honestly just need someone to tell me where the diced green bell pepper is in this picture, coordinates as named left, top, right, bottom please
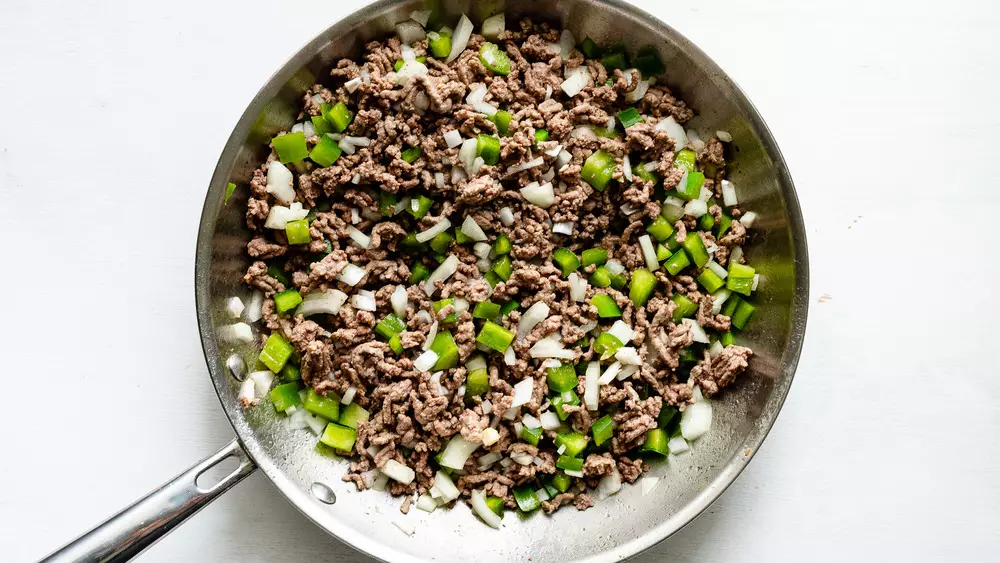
left=697, top=268, right=726, bottom=294
left=590, top=294, right=621, bottom=318
left=673, top=149, right=696, bottom=171
left=401, top=146, right=422, bottom=163
left=581, top=150, right=616, bottom=191
left=320, top=422, right=357, bottom=452
left=642, top=428, right=669, bottom=456
left=491, top=254, right=513, bottom=281
left=284, top=219, right=311, bottom=245
left=646, top=216, right=675, bottom=242
left=671, top=293, right=699, bottom=323
left=466, top=368, right=490, bottom=396
left=590, top=266, right=612, bottom=288
left=433, top=298, right=457, bottom=324
left=593, top=332, right=623, bottom=360
left=476, top=321, right=515, bottom=353
left=618, top=107, right=644, bottom=128
left=310, top=114, right=334, bottom=135
left=732, top=300, right=756, bottom=330
left=280, top=363, right=300, bottom=382
left=409, top=262, right=430, bottom=284
left=407, top=194, right=434, bottom=219
left=664, top=249, right=690, bottom=275
left=493, top=234, right=512, bottom=255
left=628, top=268, right=658, bottom=307
left=479, top=42, right=511, bottom=75
left=388, top=333, right=404, bottom=354
left=722, top=294, right=742, bottom=318
left=323, top=101, right=353, bottom=133
left=491, top=109, right=512, bottom=136
left=512, top=485, right=540, bottom=512
left=429, top=231, right=454, bottom=254
left=657, top=406, right=679, bottom=430
left=476, top=134, right=501, bottom=165
left=720, top=331, right=735, bottom=346
left=552, top=247, right=580, bottom=277
left=601, top=52, right=629, bottom=71
left=272, top=132, right=308, bottom=164
left=727, top=262, right=756, bottom=296
left=427, top=31, right=452, bottom=58
left=591, top=415, right=614, bottom=447
left=429, top=331, right=459, bottom=370
left=260, top=332, right=294, bottom=373
left=581, top=248, right=608, bottom=267
left=547, top=363, right=578, bottom=393
left=309, top=135, right=342, bottom=167
left=552, top=472, right=573, bottom=493
left=269, top=382, right=301, bottom=412
left=633, top=48, right=665, bottom=77
left=677, top=170, right=705, bottom=201
left=579, top=37, right=603, bottom=59
left=303, top=388, right=341, bottom=420
left=551, top=389, right=580, bottom=421
left=339, top=403, right=370, bottom=429
left=682, top=232, right=710, bottom=268
left=633, top=162, right=659, bottom=184
left=224, top=182, right=237, bottom=204
left=534, top=129, right=549, bottom=143
left=379, top=191, right=398, bottom=217
left=656, top=244, right=671, bottom=262
left=500, top=300, right=519, bottom=317
left=556, top=432, right=589, bottom=457
left=375, top=314, right=406, bottom=340
left=521, top=425, right=542, bottom=446
left=472, top=301, right=502, bottom=319
left=555, top=455, right=583, bottom=472
left=273, top=289, right=303, bottom=315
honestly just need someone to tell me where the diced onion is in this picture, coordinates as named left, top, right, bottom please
left=707, top=261, right=728, bottom=280
left=615, top=346, right=642, bottom=365
left=520, top=181, right=555, bottom=208
left=415, top=217, right=452, bottom=243
left=717, top=130, right=733, bottom=142
left=263, top=204, right=309, bottom=229
left=248, top=370, right=274, bottom=396
left=225, top=296, right=245, bottom=319
left=584, top=361, right=600, bottom=411
left=559, top=29, right=576, bottom=59
left=556, top=149, right=573, bottom=169
left=597, top=466, right=622, bottom=497
left=568, top=272, right=588, bottom=302
left=654, top=116, right=689, bottom=151
left=535, top=487, right=550, bottom=502
left=570, top=125, right=597, bottom=140
left=687, top=130, right=706, bottom=152
left=478, top=451, right=501, bottom=469
left=245, top=291, right=263, bottom=322
left=461, top=216, right=489, bottom=242
left=433, top=172, right=445, bottom=189
left=305, top=412, right=327, bottom=435
left=517, top=302, right=550, bottom=341
left=711, top=289, right=731, bottom=315
left=529, top=335, right=575, bottom=359
left=667, top=435, right=690, bottom=455
left=545, top=84, right=553, bottom=100
left=617, top=364, right=638, bottom=381
left=291, top=123, right=304, bottom=134
left=349, top=208, right=360, bottom=224
left=347, top=226, right=371, bottom=249
left=699, top=186, right=713, bottom=202
left=338, top=137, right=356, bottom=155
left=337, top=264, right=366, bottom=286
left=341, top=77, right=362, bottom=94
left=522, top=414, right=541, bottom=429
left=302, top=121, right=316, bottom=138
left=471, top=490, right=502, bottom=528
left=414, top=350, right=439, bottom=372
left=423, top=321, right=439, bottom=351
left=510, top=378, right=534, bottom=408
left=740, top=211, right=758, bottom=228
left=473, top=242, right=492, bottom=259
left=360, top=68, right=371, bottom=85
left=730, top=246, right=744, bottom=265
left=394, top=59, right=429, bottom=85
left=498, top=207, right=514, bottom=226
left=605, top=260, right=625, bottom=275
left=409, top=9, right=431, bottom=26
left=638, top=234, right=659, bottom=271
left=415, top=495, right=437, bottom=513
left=372, top=471, right=389, bottom=491
left=608, top=320, right=634, bottom=344
left=459, top=138, right=478, bottom=171
left=553, top=221, right=574, bottom=235
left=466, top=83, right=488, bottom=105
left=622, top=154, right=633, bottom=181
left=432, top=470, right=460, bottom=504
left=721, top=180, right=738, bottom=206
left=473, top=101, right=498, bottom=116
left=341, top=386, right=357, bottom=405
left=443, top=129, right=463, bottom=148
left=508, top=157, right=544, bottom=174
left=752, top=273, right=760, bottom=291
left=440, top=435, right=480, bottom=469
left=480, top=427, right=500, bottom=447
left=477, top=257, right=492, bottom=273
left=511, top=452, right=534, bottom=465
left=218, top=322, right=253, bottom=344
left=709, top=340, right=725, bottom=359
left=680, top=400, right=712, bottom=440
left=684, top=199, right=708, bottom=218
left=561, top=66, right=590, bottom=97
left=422, top=254, right=459, bottom=296
left=288, top=408, right=310, bottom=430
left=683, top=318, right=710, bottom=344
left=481, top=399, right=493, bottom=415
left=481, top=13, right=505, bottom=39
left=396, top=21, right=426, bottom=44
left=345, top=136, right=371, bottom=147
left=429, top=371, right=447, bottom=395
left=625, top=79, right=650, bottom=103
left=297, top=289, right=348, bottom=317
left=351, top=289, right=377, bottom=312
left=640, top=476, right=660, bottom=496
left=383, top=460, right=416, bottom=484
left=504, top=346, right=516, bottom=366
left=599, top=361, right=622, bottom=385
left=451, top=166, right=467, bottom=184
left=447, top=14, right=474, bottom=62
left=470, top=157, right=486, bottom=175
left=237, top=379, right=256, bottom=405
left=390, top=285, right=409, bottom=317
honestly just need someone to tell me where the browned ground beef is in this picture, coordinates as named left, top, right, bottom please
left=240, top=17, right=754, bottom=517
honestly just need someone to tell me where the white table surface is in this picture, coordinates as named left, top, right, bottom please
left=2, top=0, right=998, bottom=561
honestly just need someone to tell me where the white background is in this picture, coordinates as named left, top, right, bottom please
left=1, top=0, right=998, bottom=561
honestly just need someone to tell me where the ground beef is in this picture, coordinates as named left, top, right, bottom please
left=236, top=17, right=756, bottom=520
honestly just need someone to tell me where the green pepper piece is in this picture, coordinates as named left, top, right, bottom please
left=512, top=486, right=540, bottom=512
left=409, top=262, right=430, bottom=284
left=682, top=233, right=710, bottom=268
left=401, top=233, right=424, bottom=249
left=646, top=216, right=675, bottom=242
left=433, top=298, right=457, bottom=324
left=555, top=432, right=589, bottom=457
left=664, top=249, right=690, bottom=275
left=476, top=321, right=515, bottom=353
left=272, top=132, right=308, bottom=164
left=388, top=333, right=404, bottom=354
left=601, top=52, right=629, bottom=71
left=309, top=134, right=342, bottom=167
left=628, top=269, right=658, bottom=307
left=407, top=194, right=434, bottom=219
left=472, top=301, right=502, bottom=319
left=493, top=233, right=512, bottom=255
left=552, top=247, right=580, bottom=277
left=697, top=268, right=726, bottom=294
left=716, top=213, right=733, bottom=238
left=280, top=363, right=300, bottom=382
left=581, top=150, right=616, bottom=191
left=677, top=170, right=706, bottom=201
left=521, top=425, right=542, bottom=446
left=375, top=314, right=406, bottom=340
left=378, top=191, right=398, bottom=217
left=491, top=254, right=513, bottom=281
left=642, top=428, right=669, bottom=456
left=500, top=300, right=519, bottom=317
left=552, top=472, right=573, bottom=493
left=476, top=134, right=501, bottom=165
left=591, top=415, right=614, bottom=447
left=479, top=42, right=511, bottom=75
left=633, top=162, right=659, bottom=184
left=273, top=289, right=303, bottom=315
left=546, top=363, right=578, bottom=393
left=303, top=388, right=341, bottom=420
left=486, top=496, right=505, bottom=516
left=608, top=271, right=627, bottom=290
left=720, top=331, right=735, bottom=346
left=269, top=382, right=302, bottom=412
left=308, top=114, right=333, bottom=136
left=339, top=402, right=370, bottom=429
left=284, top=219, right=311, bottom=246
left=429, top=231, right=454, bottom=254
left=593, top=332, right=623, bottom=360
left=401, top=146, right=422, bottom=164
left=534, top=129, right=549, bottom=143
left=671, top=293, right=699, bottom=323
left=260, top=333, right=294, bottom=373
left=590, top=294, right=621, bottom=318
left=657, top=406, right=679, bottom=430
left=393, top=56, right=428, bottom=71
left=555, top=455, right=583, bottom=473
left=320, top=422, right=357, bottom=452
left=466, top=368, right=490, bottom=396
left=579, top=37, right=603, bottom=59
left=727, top=262, right=756, bottom=296
left=484, top=271, right=501, bottom=288
left=699, top=212, right=716, bottom=231
left=633, top=50, right=665, bottom=77
left=673, top=149, right=696, bottom=172
left=594, top=126, right=618, bottom=139
left=580, top=248, right=608, bottom=267
left=551, top=389, right=580, bottom=421
left=590, top=266, right=612, bottom=288
left=491, top=109, right=512, bottom=136
left=732, top=300, right=756, bottom=330
left=430, top=331, right=460, bottom=370
left=427, top=31, right=452, bottom=58
left=618, top=107, right=644, bottom=128
left=656, top=244, right=671, bottom=262
left=224, top=182, right=237, bottom=204
left=266, top=262, right=290, bottom=286
left=722, top=294, right=742, bottom=318
left=322, top=101, right=353, bottom=133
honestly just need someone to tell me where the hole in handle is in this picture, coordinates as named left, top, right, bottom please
left=195, top=454, right=242, bottom=492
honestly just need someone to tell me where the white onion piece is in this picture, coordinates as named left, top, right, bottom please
left=287, top=408, right=310, bottom=430
left=568, top=272, right=588, bottom=302
left=752, top=273, right=760, bottom=291
left=218, top=322, right=253, bottom=344
left=579, top=320, right=598, bottom=334
left=343, top=76, right=363, bottom=94
left=517, top=302, right=550, bottom=341
left=617, top=364, right=638, bottom=381
left=684, top=199, right=708, bottom=218
left=440, top=435, right=480, bottom=470
left=707, top=261, right=728, bottom=280
left=457, top=384, right=466, bottom=397
left=498, top=207, right=515, bottom=226
left=561, top=66, right=590, bottom=97
left=414, top=350, right=439, bottom=372
left=432, top=172, right=445, bottom=189
left=473, top=242, right=492, bottom=259
left=481, top=399, right=493, bottom=415
left=721, top=180, right=738, bottom=206
left=520, top=181, right=554, bottom=208
left=699, top=186, right=713, bottom=202
left=337, top=264, right=366, bottom=286
left=245, top=290, right=263, bottom=322
left=341, top=386, right=357, bottom=405
left=451, top=166, right=467, bottom=183
left=511, top=452, right=534, bottom=465
left=263, top=204, right=309, bottom=229
left=599, top=361, right=622, bottom=385
left=545, top=84, right=553, bottom=100
left=473, top=101, right=498, bottom=116
left=625, top=79, right=650, bottom=103
left=351, top=289, right=376, bottom=312
left=459, top=138, right=478, bottom=171
left=638, top=234, right=659, bottom=271
left=730, top=245, right=744, bottom=266
left=303, top=121, right=317, bottom=138
left=400, top=44, right=416, bottom=63
left=338, top=137, right=356, bottom=155
left=447, top=14, right=474, bottom=62
left=416, top=494, right=437, bottom=513
left=394, top=60, right=429, bottom=85
left=305, top=412, right=327, bottom=435
left=478, top=451, right=501, bottom=469
left=535, top=487, right=551, bottom=502
left=471, top=490, right=502, bottom=528
left=717, top=130, right=733, bottom=142
left=740, top=211, right=758, bottom=228
left=390, top=285, right=409, bottom=317
left=225, top=296, right=245, bottom=319
left=422, top=254, right=459, bottom=296
left=346, top=208, right=359, bottom=225
left=555, top=149, right=573, bottom=169
left=557, top=445, right=566, bottom=455
left=711, top=289, right=731, bottom=315
left=683, top=318, right=710, bottom=344
left=687, top=129, right=706, bottom=152
left=558, top=29, right=576, bottom=59
left=382, top=459, right=416, bottom=484
left=415, top=217, right=452, bottom=243
left=584, top=361, right=600, bottom=411
left=565, top=469, right=584, bottom=478
left=433, top=470, right=460, bottom=504
left=454, top=298, right=469, bottom=315
left=605, top=260, right=625, bottom=275
left=466, top=83, right=488, bottom=105
left=622, top=154, right=633, bottom=181
left=503, top=345, right=516, bottom=366
left=346, top=226, right=371, bottom=249
left=372, top=471, right=389, bottom=491
left=680, top=400, right=712, bottom=440
left=640, top=476, right=660, bottom=496
left=615, top=346, right=642, bottom=366
left=709, top=340, right=725, bottom=359
left=423, top=321, right=438, bottom=352
left=237, top=379, right=256, bottom=405
left=654, top=116, right=689, bottom=151
left=667, top=435, right=690, bottom=455
left=522, top=414, right=542, bottom=429
left=429, top=371, right=447, bottom=396
left=443, top=129, right=463, bottom=148
left=510, top=378, right=534, bottom=408
left=621, top=203, right=640, bottom=216
left=571, top=125, right=597, bottom=140
left=477, top=257, right=492, bottom=273
left=535, top=412, right=560, bottom=432
left=608, top=320, right=634, bottom=344
left=416, top=310, right=432, bottom=325
left=481, top=427, right=500, bottom=447
left=507, top=157, right=544, bottom=174
left=461, top=216, right=489, bottom=241
left=291, top=122, right=304, bottom=134
left=470, top=156, right=486, bottom=175
left=481, top=13, right=505, bottom=39
left=597, top=466, right=622, bottom=497
left=408, top=9, right=430, bottom=26
left=296, top=289, right=348, bottom=317
left=345, top=136, right=371, bottom=147
left=553, top=221, right=574, bottom=235
left=248, top=370, right=274, bottom=397
left=396, top=21, right=426, bottom=44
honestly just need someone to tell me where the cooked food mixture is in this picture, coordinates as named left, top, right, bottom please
left=223, top=12, right=760, bottom=526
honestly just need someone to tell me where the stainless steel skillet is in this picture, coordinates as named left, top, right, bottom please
left=42, top=0, right=808, bottom=560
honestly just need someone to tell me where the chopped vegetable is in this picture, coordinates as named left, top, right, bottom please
left=727, top=262, right=756, bottom=296
left=269, top=382, right=301, bottom=412
left=388, top=334, right=404, bottom=354
left=273, top=289, right=303, bottom=315
left=284, top=219, right=311, bottom=245
left=618, top=107, right=644, bottom=128
left=641, top=428, right=669, bottom=456
left=697, top=268, right=726, bottom=294
left=581, top=150, right=616, bottom=191
left=601, top=52, right=628, bottom=71
left=590, top=266, right=612, bottom=288
left=477, top=321, right=515, bottom=353
left=664, top=249, right=690, bottom=275
left=547, top=363, right=578, bottom=393
left=303, top=388, right=341, bottom=420
left=401, top=146, right=422, bottom=163
left=731, top=300, right=756, bottom=330
left=320, top=422, right=357, bottom=452
left=581, top=248, right=608, bottom=267
left=224, top=182, right=237, bottom=204
left=591, top=415, right=614, bottom=446
left=555, top=455, right=583, bottom=472
left=259, top=332, right=294, bottom=373
left=433, top=298, right=457, bottom=323
left=555, top=432, right=589, bottom=457
left=466, top=369, right=489, bottom=396
left=429, top=331, right=460, bottom=370
left=552, top=247, right=580, bottom=277
left=491, top=254, right=513, bottom=281
left=677, top=170, right=705, bottom=201
left=628, top=269, right=657, bottom=307
left=476, top=134, right=501, bottom=165
left=512, top=485, right=540, bottom=512
left=633, top=47, right=665, bottom=76
left=308, top=134, right=342, bottom=167
left=671, top=293, right=699, bottom=323
left=534, top=129, right=549, bottom=143
left=407, top=194, right=434, bottom=219
left=682, top=232, right=710, bottom=268
left=272, top=132, right=308, bottom=164
left=491, top=109, right=512, bottom=135
left=427, top=30, right=452, bottom=58
left=375, top=314, right=406, bottom=340
left=579, top=37, right=602, bottom=59
left=590, top=294, right=621, bottom=318
left=323, top=101, right=353, bottom=133
left=472, top=301, right=501, bottom=319
left=409, top=262, right=430, bottom=284
left=429, top=231, right=454, bottom=254
left=592, top=332, right=623, bottom=359
left=493, top=233, right=512, bottom=255
left=521, top=425, right=542, bottom=446
left=673, top=148, right=696, bottom=171
left=339, top=402, right=370, bottom=429
left=478, top=42, right=511, bottom=75
left=646, top=216, right=675, bottom=242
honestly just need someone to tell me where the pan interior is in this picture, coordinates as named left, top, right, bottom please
left=195, top=0, right=808, bottom=561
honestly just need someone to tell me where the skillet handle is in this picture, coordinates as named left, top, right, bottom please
left=40, top=439, right=256, bottom=563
